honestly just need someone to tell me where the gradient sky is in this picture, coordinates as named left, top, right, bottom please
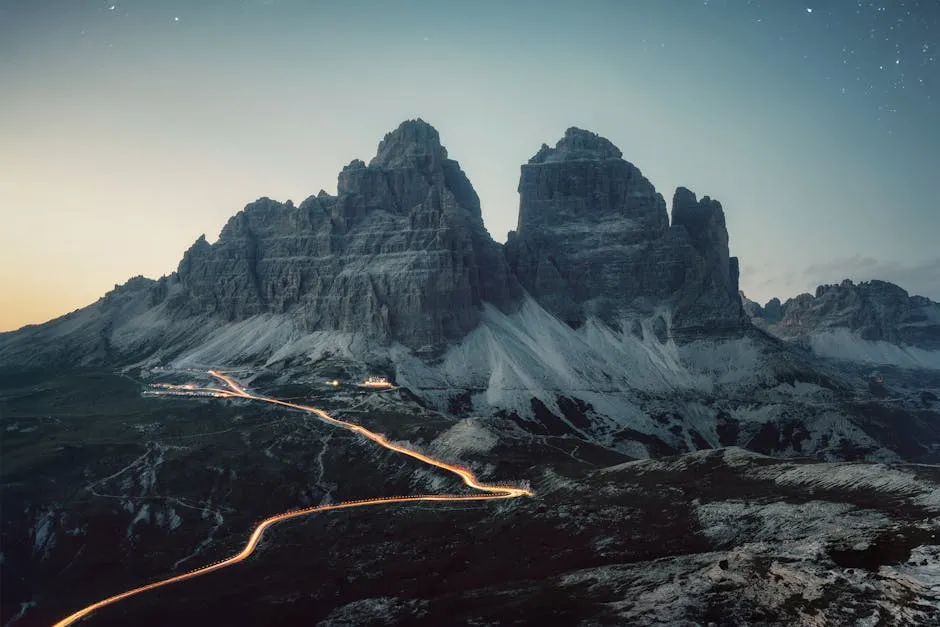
left=1, top=0, right=938, bottom=331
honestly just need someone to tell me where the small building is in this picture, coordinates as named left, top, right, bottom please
left=360, top=376, right=392, bottom=389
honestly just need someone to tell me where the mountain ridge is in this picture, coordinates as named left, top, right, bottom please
left=0, top=119, right=747, bottom=363
left=744, top=279, right=940, bottom=369
left=3, top=120, right=939, bottom=462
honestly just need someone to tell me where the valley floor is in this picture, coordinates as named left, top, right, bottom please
left=1, top=369, right=938, bottom=626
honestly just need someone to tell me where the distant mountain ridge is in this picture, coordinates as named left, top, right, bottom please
left=744, top=279, right=940, bottom=369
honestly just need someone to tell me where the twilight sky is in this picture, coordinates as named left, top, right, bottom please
left=1, top=0, right=938, bottom=331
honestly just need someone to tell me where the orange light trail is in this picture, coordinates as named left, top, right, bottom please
left=53, top=370, right=532, bottom=626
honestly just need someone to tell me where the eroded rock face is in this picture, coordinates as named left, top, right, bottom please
left=670, top=187, right=746, bottom=334
left=506, top=127, right=746, bottom=335
left=173, top=119, right=518, bottom=350
left=763, top=279, right=940, bottom=350
left=1, top=120, right=751, bottom=369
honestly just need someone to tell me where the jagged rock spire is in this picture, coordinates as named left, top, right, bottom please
left=369, top=118, right=448, bottom=170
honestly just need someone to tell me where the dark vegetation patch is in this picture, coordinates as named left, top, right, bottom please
left=6, top=369, right=939, bottom=626
left=867, top=381, right=890, bottom=398
left=83, top=467, right=711, bottom=626
left=612, top=428, right=678, bottom=457
left=745, top=419, right=811, bottom=455
left=828, top=526, right=939, bottom=571
left=651, top=412, right=672, bottom=425
left=555, top=396, right=593, bottom=430
left=850, top=401, right=940, bottom=463
left=447, top=390, right=473, bottom=416
left=0, top=371, right=468, bottom=626
left=526, top=399, right=579, bottom=436
left=715, top=411, right=740, bottom=446
left=690, top=429, right=711, bottom=450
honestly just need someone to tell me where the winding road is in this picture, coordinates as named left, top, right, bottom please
left=52, top=370, right=533, bottom=626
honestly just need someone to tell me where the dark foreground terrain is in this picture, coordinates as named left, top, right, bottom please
left=2, top=368, right=939, bottom=626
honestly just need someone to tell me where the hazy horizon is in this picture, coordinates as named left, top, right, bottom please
left=3, top=0, right=938, bottom=331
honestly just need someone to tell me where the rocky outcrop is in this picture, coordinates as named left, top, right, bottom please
left=763, top=297, right=785, bottom=323
left=171, top=119, right=518, bottom=350
left=760, top=279, right=940, bottom=351
left=742, top=296, right=786, bottom=330
left=741, top=292, right=764, bottom=319
left=505, top=127, right=746, bottom=336
left=670, top=187, right=746, bottom=334
left=2, top=121, right=752, bottom=370
left=174, top=124, right=747, bottom=348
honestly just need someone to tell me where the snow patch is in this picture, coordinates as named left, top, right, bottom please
left=172, top=315, right=300, bottom=367
left=759, top=463, right=940, bottom=511
left=429, top=419, right=498, bottom=456
left=168, top=507, right=182, bottom=531
left=110, top=301, right=172, bottom=351
left=599, top=448, right=718, bottom=474
left=126, top=504, right=151, bottom=539
left=393, top=296, right=720, bottom=432
left=31, top=509, right=56, bottom=558
left=809, top=328, right=940, bottom=370
left=679, top=336, right=764, bottom=387
left=881, top=544, right=940, bottom=601
left=537, top=468, right=583, bottom=493
left=169, top=313, right=393, bottom=372
left=696, top=499, right=888, bottom=548
left=7, top=601, right=37, bottom=624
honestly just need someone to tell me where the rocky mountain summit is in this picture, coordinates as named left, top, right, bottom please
left=746, top=280, right=940, bottom=369
left=172, top=119, right=518, bottom=351
left=1, top=121, right=743, bottom=367
left=506, top=128, right=745, bottom=336
left=3, top=120, right=939, bottom=462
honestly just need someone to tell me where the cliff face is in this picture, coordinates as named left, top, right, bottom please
left=1, top=120, right=749, bottom=369
left=4, top=120, right=939, bottom=464
left=171, top=124, right=747, bottom=350
left=505, top=127, right=745, bottom=335
left=171, top=119, right=518, bottom=351
left=670, top=187, right=746, bottom=334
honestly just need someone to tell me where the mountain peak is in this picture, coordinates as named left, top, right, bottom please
left=369, top=118, right=448, bottom=169
left=508, top=127, right=745, bottom=333
left=528, top=127, right=623, bottom=164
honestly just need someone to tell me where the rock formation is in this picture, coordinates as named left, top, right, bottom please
left=505, top=127, right=746, bottom=335
left=3, top=121, right=751, bottom=369
left=740, top=292, right=764, bottom=319
left=169, top=119, right=518, bottom=351
left=3, top=119, right=939, bottom=464
left=757, top=279, right=940, bottom=351
left=763, top=297, right=785, bottom=323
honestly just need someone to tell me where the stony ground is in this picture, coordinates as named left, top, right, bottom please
left=2, top=368, right=938, bottom=626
